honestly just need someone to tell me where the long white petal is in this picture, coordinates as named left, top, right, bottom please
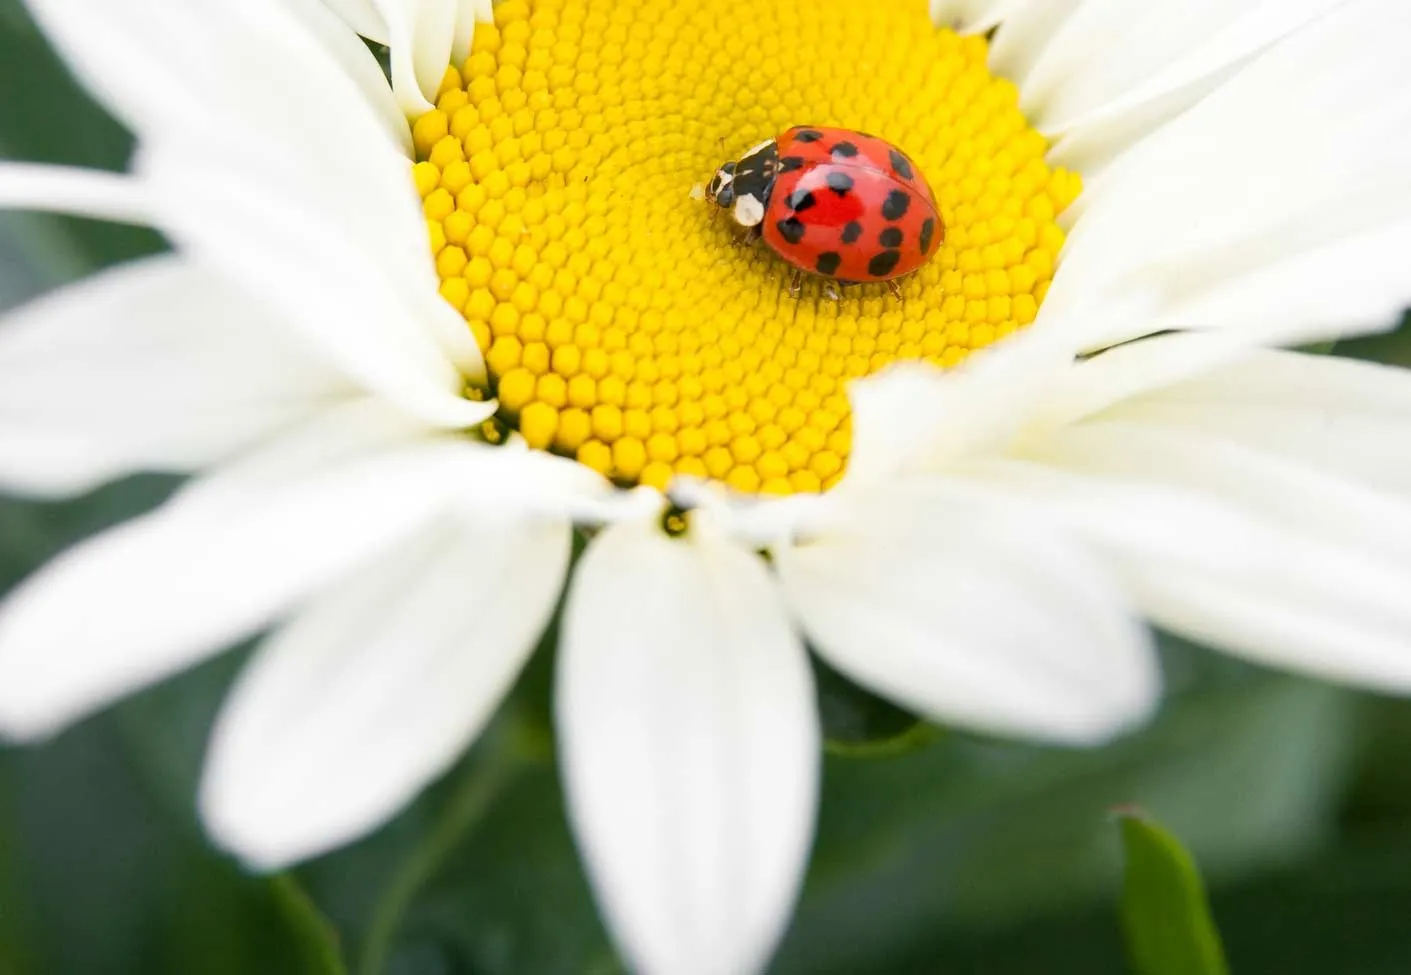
left=1033, top=327, right=1347, bottom=435
left=985, top=0, right=1084, bottom=81
left=318, top=0, right=389, bottom=41
left=140, top=4, right=485, bottom=394
left=1099, top=348, right=1411, bottom=496
left=201, top=512, right=569, bottom=868
left=23, top=0, right=393, bottom=158
left=0, top=408, right=496, bottom=740
left=21, top=0, right=396, bottom=166
left=281, top=0, right=412, bottom=154
left=1045, top=0, right=1411, bottom=350
left=23, top=0, right=475, bottom=392
left=843, top=330, right=1072, bottom=489
left=140, top=146, right=485, bottom=426
left=19, top=0, right=209, bottom=142
left=0, top=256, right=352, bottom=496
left=1032, top=420, right=1411, bottom=566
left=0, top=164, right=151, bottom=226
left=1014, top=0, right=1344, bottom=170
left=930, top=0, right=1024, bottom=33
left=559, top=515, right=818, bottom=975
left=776, top=481, right=1157, bottom=743
left=371, top=0, right=460, bottom=115
left=1011, top=432, right=1411, bottom=691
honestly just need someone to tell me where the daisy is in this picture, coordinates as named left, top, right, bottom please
left=3, top=0, right=1411, bottom=972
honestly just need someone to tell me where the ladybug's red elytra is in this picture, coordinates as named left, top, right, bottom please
left=706, top=126, right=943, bottom=297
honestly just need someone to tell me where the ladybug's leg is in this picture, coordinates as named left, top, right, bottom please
left=823, top=281, right=842, bottom=302
left=733, top=224, right=762, bottom=248
left=787, top=267, right=804, bottom=299
left=886, top=279, right=905, bottom=301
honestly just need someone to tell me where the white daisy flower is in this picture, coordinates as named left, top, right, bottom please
left=2, top=0, right=1411, bottom=972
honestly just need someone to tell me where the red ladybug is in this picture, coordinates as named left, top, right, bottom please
left=706, top=126, right=943, bottom=297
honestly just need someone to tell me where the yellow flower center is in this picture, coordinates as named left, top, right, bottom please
left=411, top=0, right=1079, bottom=494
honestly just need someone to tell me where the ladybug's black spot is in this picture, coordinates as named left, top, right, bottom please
left=776, top=217, right=806, bottom=245
left=794, top=129, right=824, bottom=143
left=815, top=251, right=842, bottom=276
left=840, top=221, right=862, bottom=244
left=825, top=171, right=854, bottom=196
left=881, top=189, right=911, bottom=221
left=787, top=189, right=816, bottom=212
left=919, top=217, right=936, bottom=255
left=888, top=149, right=914, bottom=180
left=779, top=155, right=805, bottom=173
left=868, top=250, right=902, bottom=277
left=878, top=227, right=903, bottom=248
left=830, top=141, right=859, bottom=159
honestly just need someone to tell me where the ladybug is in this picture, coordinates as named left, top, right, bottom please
left=706, top=126, right=943, bottom=298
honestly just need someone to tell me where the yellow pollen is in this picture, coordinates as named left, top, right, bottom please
left=413, top=0, right=1079, bottom=494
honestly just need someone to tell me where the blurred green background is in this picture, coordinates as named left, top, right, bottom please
left=4, top=3, right=1411, bottom=971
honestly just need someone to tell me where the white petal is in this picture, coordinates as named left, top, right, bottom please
left=986, top=0, right=1085, bottom=81
left=131, top=5, right=486, bottom=398
left=0, top=256, right=351, bottom=496
left=776, top=481, right=1157, bottom=743
left=1016, top=427, right=1411, bottom=691
left=930, top=0, right=1024, bottom=33
left=19, top=0, right=210, bottom=141
left=1099, top=348, right=1411, bottom=496
left=371, top=0, right=459, bottom=115
left=842, top=330, right=1072, bottom=489
left=1120, top=216, right=1411, bottom=348
left=1034, top=419, right=1411, bottom=566
left=1032, top=327, right=1343, bottom=435
left=22, top=1, right=397, bottom=163
left=0, top=163, right=150, bottom=226
left=201, top=512, right=569, bottom=868
left=318, top=0, right=390, bottom=41
left=281, top=0, right=412, bottom=154
left=1046, top=0, right=1411, bottom=350
left=0, top=408, right=494, bottom=740
left=24, top=1, right=473, bottom=392
left=1013, top=0, right=1345, bottom=170
left=558, top=515, right=818, bottom=975
left=140, top=146, right=486, bottom=426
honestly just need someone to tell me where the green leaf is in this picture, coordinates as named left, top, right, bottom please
left=1118, top=809, right=1229, bottom=975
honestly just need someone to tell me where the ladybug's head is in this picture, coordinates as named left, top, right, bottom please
left=705, top=161, right=737, bottom=209
left=706, top=139, right=778, bottom=229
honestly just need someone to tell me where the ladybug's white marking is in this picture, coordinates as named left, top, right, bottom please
left=733, top=193, right=765, bottom=227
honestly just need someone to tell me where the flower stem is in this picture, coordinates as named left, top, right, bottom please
left=356, top=731, right=528, bottom=975
left=271, top=873, right=347, bottom=975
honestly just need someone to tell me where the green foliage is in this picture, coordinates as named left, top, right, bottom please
left=1118, top=811, right=1228, bottom=975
